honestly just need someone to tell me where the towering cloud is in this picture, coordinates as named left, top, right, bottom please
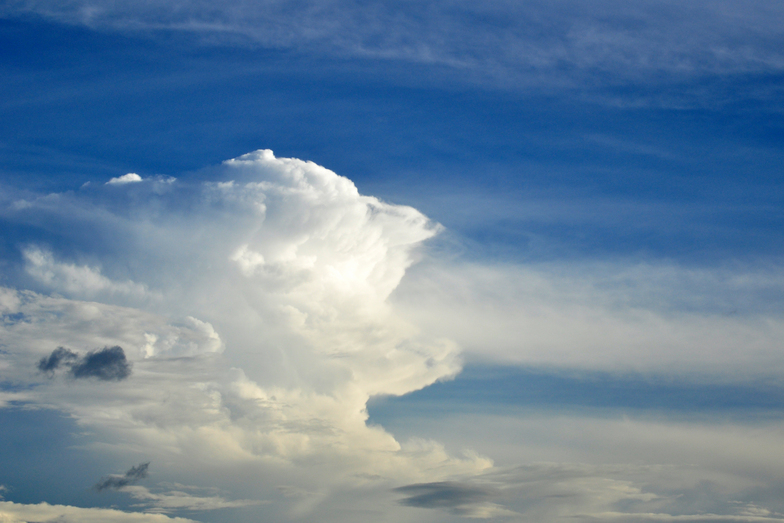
left=0, top=150, right=479, bottom=520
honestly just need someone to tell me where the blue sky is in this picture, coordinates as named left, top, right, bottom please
left=2, top=2, right=784, bottom=522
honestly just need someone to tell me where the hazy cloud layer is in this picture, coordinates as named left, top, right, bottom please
left=122, top=484, right=265, bottom=513
left=394, top=260, right=784, bottom=380
left=395, top=481, right=515, bottom=518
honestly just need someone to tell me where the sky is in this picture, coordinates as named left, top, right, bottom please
left=1, top=1, right=784, bottom=522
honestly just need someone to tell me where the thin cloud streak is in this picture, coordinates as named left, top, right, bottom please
left=95, top=462, right=150, bottom=492
left=4, top=1, right=784, bottom=91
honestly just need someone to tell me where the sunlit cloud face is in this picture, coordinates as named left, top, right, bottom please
left=0, top=150, right=483, bottom=519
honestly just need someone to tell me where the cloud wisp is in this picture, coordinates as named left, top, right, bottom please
left=37, top=346, right=78, bottom=376
left=4, top=0, right=784, bottom=95
left=95, top=463, right=150, bottom=492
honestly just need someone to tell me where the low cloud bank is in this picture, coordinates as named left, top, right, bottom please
left=0, top=501, right=198, bottom=523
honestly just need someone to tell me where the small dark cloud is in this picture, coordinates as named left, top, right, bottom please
left=94, top=462, right=150, bottom=492
left=37, top=347, right=78, bottom=375
left=37, top=345, right=131, bottom=381
left=394, top=481, right=493, bottom=513
left=70, top=346, right=131, bottom=381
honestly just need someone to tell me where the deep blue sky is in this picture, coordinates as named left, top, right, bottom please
left=3, top=16, right=783, bottom=265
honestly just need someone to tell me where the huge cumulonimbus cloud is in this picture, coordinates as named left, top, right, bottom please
left=0, top=149, right=476, bottom=506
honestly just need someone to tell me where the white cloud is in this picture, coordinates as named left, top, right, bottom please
left=381, top=410, right=784, bottom=522
left=393, top=260, right=784, bottom=380
left=108, top=173, right=143, bottom=184
left=106, top=173, right=142, bottom=185
left=0, top=501, right=198, bottom=523
left=0, top=150, right=481, bottom=518
left=123, top=484, right=265, bottom=513
left=22, top=246, right=150, bottom=300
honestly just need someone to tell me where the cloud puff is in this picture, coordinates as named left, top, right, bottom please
left=107, top=173, right=143, bottom=184
left=95, top=462, right=150, bottom=491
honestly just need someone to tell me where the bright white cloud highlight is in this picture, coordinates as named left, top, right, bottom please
left=107, top=173, right=143, bottom=184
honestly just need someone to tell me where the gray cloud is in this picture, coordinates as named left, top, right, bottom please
left=394, top=481, right=494, bottom=515
left=37, top=347, right=78, bottom=375
left=37, top=346, right=132, bottom=381
left=70, top=346, right=132, bottom=381
left=94, top=463, right=150, bottom=492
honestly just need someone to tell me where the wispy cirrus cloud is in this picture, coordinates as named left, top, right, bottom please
left=4, top=0, right=784, bottom=92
